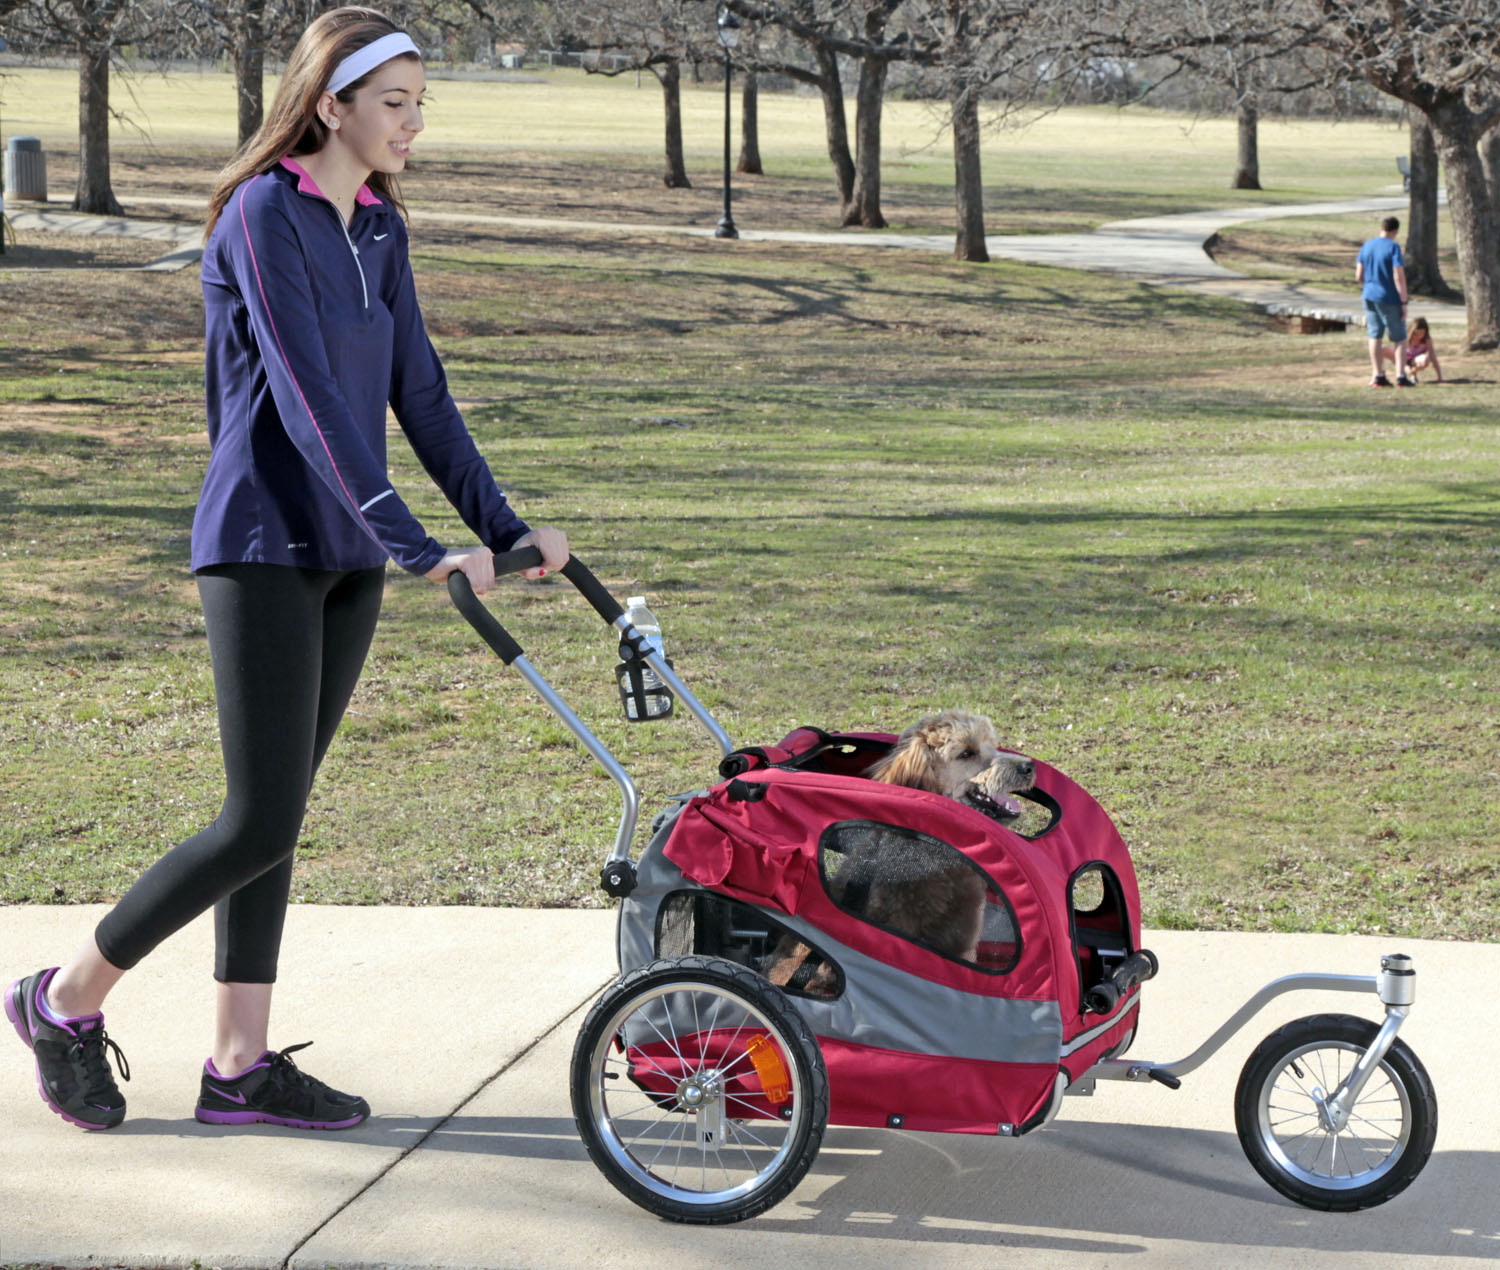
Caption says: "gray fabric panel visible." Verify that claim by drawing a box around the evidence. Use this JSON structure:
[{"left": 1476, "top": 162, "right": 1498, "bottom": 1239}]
[
  {"left": 769, "top": 910, "right": 1062, "bottom": 1066},
  {"left": 615, "top": 795, "right": 700, "bottom": 973},
  {"left": 616, "top": 822, "right": 1062, "bottom": 1068}
]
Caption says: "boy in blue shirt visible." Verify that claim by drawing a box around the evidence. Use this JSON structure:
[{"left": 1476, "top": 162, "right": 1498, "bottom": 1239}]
[{"left": 1356, "top": 216, "right": 1412, "bottom": 387}]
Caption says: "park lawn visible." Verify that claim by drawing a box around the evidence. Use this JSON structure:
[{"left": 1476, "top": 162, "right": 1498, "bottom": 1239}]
[
  {"left": 3, "top": 65, "right": 1413, "bottom": 234},
  {"left": 1211, "top": 210, "right": 1462, "bottom": 294},
  {"left": 1, "top": 211, "right": 1497, "bottom": 940}
]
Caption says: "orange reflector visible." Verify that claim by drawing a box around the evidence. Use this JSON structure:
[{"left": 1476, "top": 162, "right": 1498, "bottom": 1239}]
[{"left": 746, "top": 1034, "right": 790, "bottom": 1104}]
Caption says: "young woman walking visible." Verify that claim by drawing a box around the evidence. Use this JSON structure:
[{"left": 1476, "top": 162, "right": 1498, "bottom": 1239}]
[{"left": 6, "top": 6, "right": 567, "bottom": 1131}]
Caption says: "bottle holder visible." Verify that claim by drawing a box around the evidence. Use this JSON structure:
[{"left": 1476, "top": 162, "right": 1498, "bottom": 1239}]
[{"left": 617, "top": 656, "right": 674, "bottom": 721}]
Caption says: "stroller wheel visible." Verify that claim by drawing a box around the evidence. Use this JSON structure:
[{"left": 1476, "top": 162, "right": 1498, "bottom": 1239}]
[
  {"left": 1234, "top": 1013, "right": 1437, "bottom": 1211},
  {"left": 571, "top": 955, "right": 829, "bottom": 1224}
]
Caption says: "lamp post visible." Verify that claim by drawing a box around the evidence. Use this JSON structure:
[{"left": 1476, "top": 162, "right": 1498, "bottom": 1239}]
[{"left": 715, "top": 8, "right": 741, "bottom": 240}]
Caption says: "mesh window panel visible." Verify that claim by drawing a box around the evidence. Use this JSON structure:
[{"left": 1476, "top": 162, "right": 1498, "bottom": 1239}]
[{"left": 820, "top": 820, "right": 1020, "bottom": 974}]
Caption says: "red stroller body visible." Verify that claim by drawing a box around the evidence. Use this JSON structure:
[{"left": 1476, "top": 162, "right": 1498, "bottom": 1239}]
[{"left": 621, "top": 726, "right": 1146, "bottom": 1138}]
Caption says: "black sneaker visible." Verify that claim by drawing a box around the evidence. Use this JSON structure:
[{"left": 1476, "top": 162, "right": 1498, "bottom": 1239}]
[
  {"left": 1371, "top": 374, "right": 1393, "bottom": 387},
  {"left": 196, "top": 1041, "right": 369, "bottom": 1130},
  {"left": 5, "top": 968, "right": 129, "bottom": 1130},
  {"left": 1396, "top": 374, "right": 1416, "bottom": 387}
]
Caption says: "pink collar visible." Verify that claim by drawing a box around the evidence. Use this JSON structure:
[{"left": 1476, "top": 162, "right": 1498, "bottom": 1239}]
[{"left": 279, "top": 156, "right": 381, "bottom": 207}]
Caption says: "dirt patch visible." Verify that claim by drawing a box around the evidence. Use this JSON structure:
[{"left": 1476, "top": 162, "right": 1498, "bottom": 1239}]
[{"left": 1, "top": 227, "right": 172, "bottom": 269}]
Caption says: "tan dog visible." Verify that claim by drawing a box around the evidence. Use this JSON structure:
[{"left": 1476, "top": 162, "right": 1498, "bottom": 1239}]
[
  {"left": 763, "top": 711, "right": 1032, "bottom": 989},
  {"left": 866, "top": 709, "right": 1035, "bottom": 824}
]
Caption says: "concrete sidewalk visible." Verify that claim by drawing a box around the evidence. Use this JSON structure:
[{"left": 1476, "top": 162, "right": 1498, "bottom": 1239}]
[{"left": 3, "top": 907, "right": 1497, "bottom": 1268}]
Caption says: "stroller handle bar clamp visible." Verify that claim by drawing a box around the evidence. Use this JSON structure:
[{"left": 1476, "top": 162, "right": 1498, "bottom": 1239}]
[{"left": 447, "top": 552, "right": 734, "bottom": 890}]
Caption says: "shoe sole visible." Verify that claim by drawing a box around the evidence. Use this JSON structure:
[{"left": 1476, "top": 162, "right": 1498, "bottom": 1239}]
[
  {"left": 195, "top": 1106, "right": 367, "bottom": 1130},
  {"left": 6, "top": 977, "right": 124, "bottom": 1131}
]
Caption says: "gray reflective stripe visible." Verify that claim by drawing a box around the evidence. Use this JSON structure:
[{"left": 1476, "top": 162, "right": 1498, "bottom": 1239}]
[
  {"left": 1059, "top": 990, "right": 1140, "bottom": 1056},
  {"left": 770, "top": 910, "right": 1061, "bottom": 1066},
  {"left": 359, "top": 488, "right": 395, "bottom": 512}
]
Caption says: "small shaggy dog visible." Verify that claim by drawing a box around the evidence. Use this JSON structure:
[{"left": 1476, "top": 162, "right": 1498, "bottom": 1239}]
[
  {"left": 763, "top": 711, "right": 1034, "bottom": 989},
  {"left": 865, "top": 709, "right": 1035, "bottom": 825}
]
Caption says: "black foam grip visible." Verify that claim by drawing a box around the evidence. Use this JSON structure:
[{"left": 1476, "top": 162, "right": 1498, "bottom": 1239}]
[
  {"left": 561, "top": 556, "right": 625, "bottom": 625},
  {"left": 1083, "top": 950, "right": 1159, "bottom": 1015},
  {"left": 491, "top": 545, "right": 544, "bottom": 577},
  {"left": 448, "top": 571, "right": 524, "bottom": 664}
]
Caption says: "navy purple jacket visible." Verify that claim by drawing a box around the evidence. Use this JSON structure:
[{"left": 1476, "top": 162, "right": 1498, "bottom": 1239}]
[{"left": 193, "top": 157, "right": 527, "bottom": 576}]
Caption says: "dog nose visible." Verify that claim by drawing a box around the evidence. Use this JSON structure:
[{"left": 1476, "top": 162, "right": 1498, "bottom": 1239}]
[{"left": 1017, "top": 759, "right": 1035, "bottom": 781}]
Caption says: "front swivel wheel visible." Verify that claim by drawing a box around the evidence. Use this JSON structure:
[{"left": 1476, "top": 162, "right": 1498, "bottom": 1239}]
[{"left": 1234, "top": 1013, "right": 1436, "bottom": 1211}]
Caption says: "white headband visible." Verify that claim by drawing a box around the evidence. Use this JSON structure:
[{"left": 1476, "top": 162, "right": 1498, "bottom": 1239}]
[{"left": 326, "top": 32, "right": 421, "bottom": 96}]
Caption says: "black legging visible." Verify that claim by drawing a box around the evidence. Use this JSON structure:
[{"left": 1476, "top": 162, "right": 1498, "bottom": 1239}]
[{"left": 94, "top": 563, "right": 384, "bottom": 983}]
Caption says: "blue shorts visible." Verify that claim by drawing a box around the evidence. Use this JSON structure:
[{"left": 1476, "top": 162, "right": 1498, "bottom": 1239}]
[{"left": 1364, "top": 300, "right": 1406, "bottom": 342}]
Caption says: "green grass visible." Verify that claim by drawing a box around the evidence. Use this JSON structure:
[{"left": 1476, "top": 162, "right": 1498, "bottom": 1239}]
[{"left": 2, "top": 212, "right": 1497, "bottom": 937}]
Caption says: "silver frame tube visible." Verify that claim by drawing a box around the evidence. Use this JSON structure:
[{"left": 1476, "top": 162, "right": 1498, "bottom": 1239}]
[
  {"left": 510, "top": 655, "right": 641, "bottom": 869},
  {"left": 1089, "top": 971, "right": 1378, "bottom": 1085}
]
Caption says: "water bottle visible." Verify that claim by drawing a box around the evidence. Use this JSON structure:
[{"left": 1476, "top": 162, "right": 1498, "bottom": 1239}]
[{"left": 617, "top": 595, "right": 673, "bottom": 721}]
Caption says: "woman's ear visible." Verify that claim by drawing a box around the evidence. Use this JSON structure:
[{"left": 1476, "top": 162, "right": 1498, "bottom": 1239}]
[{"left": 318, "top": 90, "right": 342, "bottom": 131}]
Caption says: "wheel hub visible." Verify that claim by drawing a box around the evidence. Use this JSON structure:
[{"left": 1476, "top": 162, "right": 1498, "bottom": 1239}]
[{"left": 677, "top": 1073, "right": 721, "bottom": 1109}]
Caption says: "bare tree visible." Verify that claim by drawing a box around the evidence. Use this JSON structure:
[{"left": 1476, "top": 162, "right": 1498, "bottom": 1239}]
[
  {"left": 563, "top": 0, "right": 713, "bottom": 188},
  {"left": 2, "top": 0, "right": 147, "bottom": 213},
  {"left": 737, "top": 67, "right": 762, "bottom": 172},
  {"left": 1404, "top": 113, "right": 1450, "bottom": 296},
  {"left": 727, "top": 3, "right": 857, "bottom": 212},
  {"left": 1310, "top": 0, "right": 1500, "bottom": 348}
]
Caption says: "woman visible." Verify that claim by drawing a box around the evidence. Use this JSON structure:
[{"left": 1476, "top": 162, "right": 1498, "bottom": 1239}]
[{"left": 5, "top": 6, "right": 567, "bottom": 1132}]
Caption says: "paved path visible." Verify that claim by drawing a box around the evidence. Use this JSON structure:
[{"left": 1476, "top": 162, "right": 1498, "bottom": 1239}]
[
  {"left": 3, "top": 908, "right": 1496, "bottom": 1268},
  {"left": 6, "top": 192, "right": 1469, "bottom": 326}
]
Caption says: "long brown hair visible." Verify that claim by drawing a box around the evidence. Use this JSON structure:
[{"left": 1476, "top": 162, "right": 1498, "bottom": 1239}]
[{"left": 205, "top": 7, "right": 418, "bottom": 239}]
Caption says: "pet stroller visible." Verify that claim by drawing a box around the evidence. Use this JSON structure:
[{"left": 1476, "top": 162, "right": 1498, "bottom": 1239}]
[{"left": 450, "top": 553, "right": 1438, "bottom": 1227}]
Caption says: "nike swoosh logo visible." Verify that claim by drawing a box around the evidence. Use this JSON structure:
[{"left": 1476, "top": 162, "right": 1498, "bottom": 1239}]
[
  {"left": 373, "top": 233, "right": 388, "bottom": 241},
  {"left": 218, "top": 1089, "right": 248, "bottom": 1104}
]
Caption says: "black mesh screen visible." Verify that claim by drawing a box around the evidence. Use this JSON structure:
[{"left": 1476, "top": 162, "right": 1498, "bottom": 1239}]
[{"left": 655, "top": 891, "right": 844, "bottom": 1000}]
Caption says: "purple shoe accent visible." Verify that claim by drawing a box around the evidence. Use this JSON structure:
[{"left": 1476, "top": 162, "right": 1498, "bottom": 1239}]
[
  {"left": 9, "top": 968, "right": 127, "bottom": 1130},
  {"left": 5, "top": 979, "right": 29, "bottom": 1050},
  {"left": 195, "top": 1107, "right": 366, "bottom": 1130}
]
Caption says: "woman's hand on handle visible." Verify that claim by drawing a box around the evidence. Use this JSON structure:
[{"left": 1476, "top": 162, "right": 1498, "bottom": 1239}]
[
  {"left": 513, "top": 527, "right": 569, "bottom": 579},
  {"left": 425, "top": 545, "right": 496, "bottom": 595}
]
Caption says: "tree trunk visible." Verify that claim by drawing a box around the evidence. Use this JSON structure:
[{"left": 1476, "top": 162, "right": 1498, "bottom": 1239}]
[
  {"left": 1404, "top": 114, "right": 1449, "bottom": 297},
  {"left": 1230, "top": 98, "right": 1260, "bottom": 190},
  {"left": 1480, "top": 124, "right": 1500, "bottom": 210},
  {"left": 1430, "top": 107, "right": 1499, "bottom": 349},
  {"left": 951, "top": 87, "right": 987, "bottom": 262},
  {"left": 844, "top": 54, "right": 888, "bottom": 228},
  {"left": 658, "top": 60, "right": 691, "bottom": 188},
  {"left": 812, "top": 43, "right": 854, "bottom": 211},
  {"left": 737, "top": 70, "right": 762, "bottom": 174},
  {"left": 232, "top": 0, "right": 266, "bottom": 147},
  {"left": 74, "top": 40, "right": 123, "bottom": 216}
]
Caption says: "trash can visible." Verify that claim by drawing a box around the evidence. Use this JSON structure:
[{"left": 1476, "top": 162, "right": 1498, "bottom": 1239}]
[{"left": 4, "top": 137, "right": 47, "bottom": 202}]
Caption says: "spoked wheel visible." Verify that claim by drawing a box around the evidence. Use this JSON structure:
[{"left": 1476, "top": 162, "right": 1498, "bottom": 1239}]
[
  {"left": 1234, "top": 1013, "right": 1437, "bottom": 1211},
  {"left": 571, "top": 955, "right": 829, "bottom": 1224}
]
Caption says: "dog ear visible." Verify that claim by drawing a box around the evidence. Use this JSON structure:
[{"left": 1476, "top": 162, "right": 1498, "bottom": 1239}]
[{"left": 867, "top": 735, "right": 939, "bottom": 792}]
